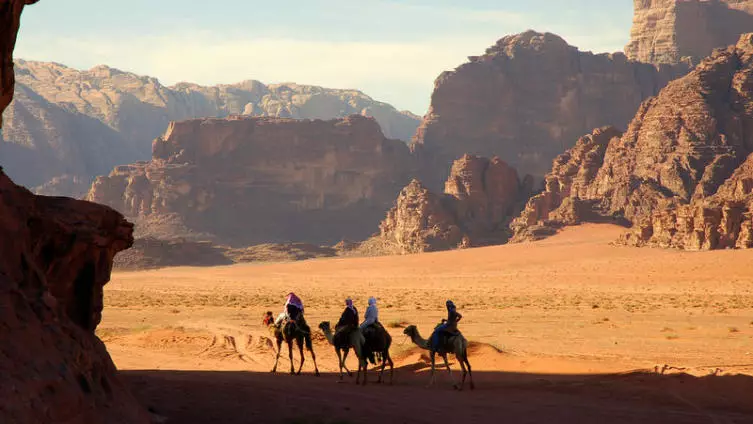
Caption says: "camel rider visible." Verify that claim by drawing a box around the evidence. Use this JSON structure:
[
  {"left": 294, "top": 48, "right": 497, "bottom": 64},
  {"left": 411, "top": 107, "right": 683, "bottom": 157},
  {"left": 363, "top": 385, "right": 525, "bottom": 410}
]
[
  {"left": 336, "top": 298, "right": 359, "bottom": 330},
  {"left": 359, "top": 296, "right": 381, "bottom": 364},
  {"left": 275, "top": 292, "right": 304, "bottom": 327},
  {"left": 334, "top": 298, "right": 362, "bottom": 347},
  {"left": 360, "top": 297, "right": 379, "bottom": 330},
  {"left": 431, "top": 300, "right": 463, "bottom": 350}
]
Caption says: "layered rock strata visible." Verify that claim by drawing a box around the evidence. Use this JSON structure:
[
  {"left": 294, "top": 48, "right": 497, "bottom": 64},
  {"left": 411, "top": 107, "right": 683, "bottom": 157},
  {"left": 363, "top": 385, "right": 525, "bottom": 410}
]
[
  {"left": 378, "top": 155, "right": 528, "bottom": 253},
  {"left": 411, "top": 30, "right": 689, "bottom": 188},
  {"left": 625, "top": 0, "right": 753, "bottom": 65},
  {"left": 88, "top": 115, "right": 415, "bottom": 245},
  {"left": 513, "top": 34, "right": 753, "bottom": 250}
]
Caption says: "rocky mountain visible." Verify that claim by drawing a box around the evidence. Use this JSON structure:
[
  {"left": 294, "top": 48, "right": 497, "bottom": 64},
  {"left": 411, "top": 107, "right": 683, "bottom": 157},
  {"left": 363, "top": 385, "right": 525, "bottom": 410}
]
[
  {"left": 1, "top": 82, "right": 138, "bottom": 195},
  {"left": 625, "top": 0, "right": 753, "bottom": 65},
  {"left": 377, "top": 155, "right": 529, "bottom": 253},
  {"left": 87, "top": 115, "right": 415, "bottom": 245},
  {"left": 0, "top": 1, "right": 149, "bottom": 422},
  {"left": 1, "top": 60, "right": 420, "bottom": 195},
  {"left": 410, "top": 30, "right": 690, "bottom": 189},
  {"left": 512, "top": 34, "right": 753, "bottom": 250}
]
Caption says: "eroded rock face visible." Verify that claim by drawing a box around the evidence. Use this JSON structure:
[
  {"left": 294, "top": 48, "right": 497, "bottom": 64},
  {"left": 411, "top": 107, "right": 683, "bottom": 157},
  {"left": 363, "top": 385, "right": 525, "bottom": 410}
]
[
  {"left": 411, "top": 30, "right": 688, "bottom": 188},
  {"left": 625, "top": 0, "right": 753, "bottom": 65},
  {"left": 88, "top": 115, "right": 414, "bottom": 245},
  {"left": 378, "top": 155, "right": 526, "bottom": 253},
  {"left": 0, "top": 2, "right": 148, "bottom": 422},
  {"left": 513, "top": 34, "right": 753, "bottom": 250},
  {"left": 1, "top": 60, "right": 420, "bottom": 196},
  {"left": 511, "top": 127, "right": 623, "bottom": 241}
]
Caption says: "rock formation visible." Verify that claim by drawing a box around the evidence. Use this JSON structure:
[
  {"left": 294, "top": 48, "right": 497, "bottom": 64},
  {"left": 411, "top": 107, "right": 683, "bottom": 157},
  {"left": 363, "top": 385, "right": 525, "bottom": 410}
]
[
  {"left": 1, "top": 60, "right": 420, "bottom": 196},
  {"left": 510, "top": 127, "right": 624, "bottom": 241},
  {"left": 625, "top": 0, "right": 753, "bottom": 65},
  {"left": 87, "top": 115, "right": 415, "bottom": 245},
  {"left": 1, "top": 82, "right": 138, "bottom": 193},
  {"left": 0, "top": 1, "right": 148, "bottom": 422},
  {"left": 513, "top": 34, "right": 753, "bottom": 251},
  {"left": 378, "top": 155, "right": 528, "bottom": 253},
  {"left": 411, "top": 30, "right": 689, "bottom": 188}
]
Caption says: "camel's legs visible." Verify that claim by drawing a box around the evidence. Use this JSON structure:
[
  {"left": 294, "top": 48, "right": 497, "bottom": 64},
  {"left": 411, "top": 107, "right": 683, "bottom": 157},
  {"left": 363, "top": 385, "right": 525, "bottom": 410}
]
[
  {"left": 288, "top": 340, "right": 295, "bottom": 375},
  {"left": 296, "top": 338, "right": 305, "bottom": 375},
  {"left": 428, "top": 351, "right": 437, "bottom": 387},
  {"left": 441, "top": 354, "right": 458, "bottom": 389},
  {"left": 307, "top": 340, "right": 320, "bottom": 377},
  {"left": 271, "top": 337, "right": 283, "bottom": 373},
  {"left": 341, "top": 348, "right": 353, "bottom": 377},
  {"left": 387, "top": 352, "right": 394, "bottom": 385},
  {"left": 336, "top": 349, "right": 345, "bottom": 380},
  {"left": 361, "top": 358, "right": 368, "bottom": 386},
  {"left": 378, "top": 351, "right": 394, "bottom": 385},
  {"left": 457, "top": 355, "right": 467, "bottom": 391},
  {"left": 465, "top": 356, "right": 474, "bottom": 390}
]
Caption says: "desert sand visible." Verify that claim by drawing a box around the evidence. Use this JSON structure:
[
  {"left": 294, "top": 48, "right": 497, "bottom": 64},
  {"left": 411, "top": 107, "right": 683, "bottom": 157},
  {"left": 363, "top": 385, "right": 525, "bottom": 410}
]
[{"left": 101, "top": 225, "right": 753, "bottom": 423}]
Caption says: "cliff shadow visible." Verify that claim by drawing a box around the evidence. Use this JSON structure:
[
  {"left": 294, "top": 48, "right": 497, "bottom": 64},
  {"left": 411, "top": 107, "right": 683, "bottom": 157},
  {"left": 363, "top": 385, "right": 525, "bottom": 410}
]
[{"left": 121, "top": 368, "right": 753, "bottom": 424}]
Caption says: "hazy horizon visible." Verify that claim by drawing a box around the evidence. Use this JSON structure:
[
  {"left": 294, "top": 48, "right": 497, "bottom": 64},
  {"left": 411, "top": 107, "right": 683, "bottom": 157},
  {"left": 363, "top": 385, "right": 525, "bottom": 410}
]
[{"left": 15, "top": 0, "right": 633, "bottom": 115}]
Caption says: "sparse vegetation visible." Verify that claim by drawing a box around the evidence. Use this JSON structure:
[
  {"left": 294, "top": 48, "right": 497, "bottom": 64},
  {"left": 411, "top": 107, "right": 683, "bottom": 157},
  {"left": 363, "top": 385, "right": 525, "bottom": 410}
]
[
  {"left": 729, "top": 327, "right": 740, "bottom": 333},
  {"left": 386, "top": 319, "right": 409, "bottom": 329}
]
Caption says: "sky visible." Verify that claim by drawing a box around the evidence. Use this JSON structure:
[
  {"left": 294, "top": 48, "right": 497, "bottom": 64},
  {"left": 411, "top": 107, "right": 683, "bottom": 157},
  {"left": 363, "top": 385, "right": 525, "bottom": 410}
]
[{"left": 15, "top": 1, "right": 634, "bottom": 115}]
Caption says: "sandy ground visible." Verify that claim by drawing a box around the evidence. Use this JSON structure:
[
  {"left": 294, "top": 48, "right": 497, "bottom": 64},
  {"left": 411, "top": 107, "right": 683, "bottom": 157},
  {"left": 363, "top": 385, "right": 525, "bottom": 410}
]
[{"left": 101, "top": 225, "right": 753, "bottom": 423}]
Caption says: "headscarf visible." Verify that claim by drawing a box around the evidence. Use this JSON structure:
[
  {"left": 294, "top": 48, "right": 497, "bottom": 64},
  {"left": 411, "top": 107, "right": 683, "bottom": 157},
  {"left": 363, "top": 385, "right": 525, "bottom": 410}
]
[
  {"left": 346, "top": 297, "right": 356, "bottom": 313},
  {"left": 446, "top": 300, "right": 456, "bottom": 311},
  {"left": 368, "top": 297, "right": 377, "bottom": 306}
]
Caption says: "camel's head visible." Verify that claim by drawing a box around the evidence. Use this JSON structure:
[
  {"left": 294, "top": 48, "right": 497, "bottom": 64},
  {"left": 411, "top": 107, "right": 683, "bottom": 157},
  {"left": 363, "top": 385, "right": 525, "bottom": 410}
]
[
  {"left": 403, "top": 325, "right": 417, "bottom": 338},
  {"left": 318, "top": 321, "right": 331, "bottom": 332}
]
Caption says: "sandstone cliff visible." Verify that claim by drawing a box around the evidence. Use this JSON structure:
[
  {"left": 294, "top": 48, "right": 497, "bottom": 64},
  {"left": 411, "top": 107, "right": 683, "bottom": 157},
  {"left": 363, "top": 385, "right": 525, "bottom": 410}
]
[
  {"left": 378, "top": 155, "right": 527, "bottom": 253},
  {"left": 0, "top": 1, "right": 148, "bottom": 422},
  {"left": 88, "top": 115, "right": 414, "bottom": 245},
  {"left": 411, "top": 30, "right": 688, "bottom": 188},
  {"left": 1, "top": 82, "right": 138, "bottom": 193},
  {"left": 0, "top": 60, "right": 420, "bottom": 196},
  {"left": 625, "top": 0, "right": 753, "bottom": 65},
  {"left": 513, "top": 34, "right": 753, "bottom": 250}
]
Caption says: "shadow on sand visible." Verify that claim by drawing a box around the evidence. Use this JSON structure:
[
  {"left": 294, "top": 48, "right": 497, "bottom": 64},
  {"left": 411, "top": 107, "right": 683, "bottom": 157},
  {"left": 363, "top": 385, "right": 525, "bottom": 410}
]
[{"left": 121, "top": 367, "right": 753, "bottom": 424}]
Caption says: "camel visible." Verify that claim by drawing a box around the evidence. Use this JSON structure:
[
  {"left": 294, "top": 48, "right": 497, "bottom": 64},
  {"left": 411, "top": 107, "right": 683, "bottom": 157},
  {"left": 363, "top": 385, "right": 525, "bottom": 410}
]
[
  {"left": 403, "top": 325, "right": 474, "bottom": 390},
  {"left": 319, "top": 321, "right": 394, "bottom": 385},
  {"left": 318, "top": 321, "right": 368, "bottom": 384},
  {"left": 265, "top": 315, "right": 320, "bottom": 376}
]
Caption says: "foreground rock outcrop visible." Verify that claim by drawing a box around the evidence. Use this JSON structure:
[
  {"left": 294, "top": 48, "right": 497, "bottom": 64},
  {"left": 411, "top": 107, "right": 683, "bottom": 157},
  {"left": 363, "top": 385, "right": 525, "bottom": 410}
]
[
  {"left": 0, "top": 1, "right": 148, "bottom": 422},
  {"left": 411, "top": 30, "right": 689, "bottom": 188},
  {"left": 378, "top": 155, "right": 528, "bottom": 253},
  {"left": 1, "top": 60, "right": 420, "bottom": 196},
  {"left": 88, "top": 115, "right": 414, "bottom": 245},
  {"left": 625, "top": 0, "right": 753, "bottom": 65},
  {"left": 513, "top": 34, "right": 753, "bottom": 250}
]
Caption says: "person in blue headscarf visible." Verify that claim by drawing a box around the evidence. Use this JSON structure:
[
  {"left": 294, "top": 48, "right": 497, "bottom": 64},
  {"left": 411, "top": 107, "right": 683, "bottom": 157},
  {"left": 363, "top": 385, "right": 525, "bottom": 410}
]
[{"left": 430, "top": 300, "right": 463, "bottom": 350}]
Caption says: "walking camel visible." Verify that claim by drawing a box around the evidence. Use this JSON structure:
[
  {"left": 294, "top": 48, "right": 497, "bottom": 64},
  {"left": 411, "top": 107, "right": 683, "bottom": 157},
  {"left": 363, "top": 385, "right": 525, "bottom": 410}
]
[
  {"left": 403, "top": 325, "right": 474, "bottom": 390},
  {"left": 319, "top": 321, "right": 394, "bottom": 385},
  {"left": 265, "top": 315, "right": 320, "bottom": 376}
]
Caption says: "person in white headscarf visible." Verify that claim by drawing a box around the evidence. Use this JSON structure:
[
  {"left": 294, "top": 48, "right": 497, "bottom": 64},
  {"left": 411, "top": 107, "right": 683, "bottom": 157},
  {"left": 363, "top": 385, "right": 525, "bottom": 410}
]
[{"left": 360, "top": 297, "right": 379, "bottom": 330}]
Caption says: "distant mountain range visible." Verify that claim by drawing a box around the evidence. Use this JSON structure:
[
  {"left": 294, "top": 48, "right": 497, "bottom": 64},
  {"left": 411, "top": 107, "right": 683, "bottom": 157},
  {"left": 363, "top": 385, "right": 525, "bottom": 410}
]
[{"left": 0, "top": 60, "right": 420, "bottom": 196}]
